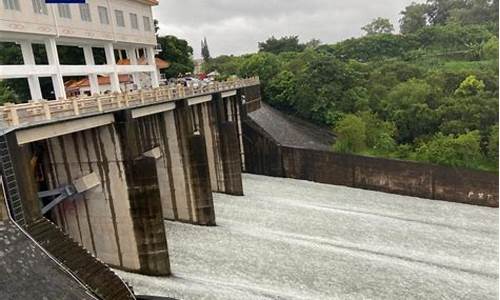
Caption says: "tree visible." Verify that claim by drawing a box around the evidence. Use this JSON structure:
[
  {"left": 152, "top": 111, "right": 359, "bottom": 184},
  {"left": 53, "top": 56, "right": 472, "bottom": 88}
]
[
  {"left": 361, "top": 17, "right": 395, "bottom": 35},
  {"left": 328, "top": 34, "right": 417, "bottom": 62},
  {"left": 238, "top": 52, "right": 282, "bottom": 100},
  {"left": 258, "top": 36, "right": 306, "bottom": 54},
  {"left": 438, "top": 94, "right": 498, "bottom": 136},
  {"left": 481, "top": 36, "right": 499, "bottom": 60},
  {"left": 416, "top": 130, "right": 483, "bottom": 168},
  {"left": 454, "top": 75, "right": 485, "bottom": 96},
  {"left": 293, "top": 55, "right": 367, "bottom": 125},
  {"left": 266, "top": 70, "right": 297, "bottom": 110},
  {"left": 383, "top": 79, "right": 439, "bottom": 143},
  {"left": 487, "top": 124, "right": 498, "bottom": 165},
  {"left": 203, "top": 55, "right": 243, "bottom": 78},
  {"left": 400, "top": 3, "right": 429, "bottom": 34},
  {"left": 426, "top": 0, "right": 468, "bottom": 25},
  {"left": 304, "top": 39, "right": 322, "bottom": 49},
  {"left": 359, "top": 111, "right": 397, "bottom": 153},
  {"left": 333, "top": 114, "right": 367, "bottom": 153},
  {"left": 448, "top": 0, "right": 499, "bottom": 25},
  {"left": 201, "top": 37, "right": 211, "bottom": 63},
  {"left": 238, "top": 52, "right": 282, "bottom": 83},
  {"left": 156, "top": 35, "right": 194, "bottom": 79},
  {"left": 0, "top": 82, "right": 17, "bottom": 104}
]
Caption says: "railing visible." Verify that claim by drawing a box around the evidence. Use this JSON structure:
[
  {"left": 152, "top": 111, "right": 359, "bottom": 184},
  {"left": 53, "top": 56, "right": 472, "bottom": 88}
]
[{"left": 0, "top": 77, "right": 259, "bottom": 128}]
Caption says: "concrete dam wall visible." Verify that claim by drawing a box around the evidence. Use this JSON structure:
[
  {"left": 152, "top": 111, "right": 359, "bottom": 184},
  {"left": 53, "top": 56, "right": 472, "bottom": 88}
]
[
  {"left": 1, "top": 83, "right": 262, "bottom": 280},
  {"left": 243, "top": 105, "right": 498, "bottom": 207}
]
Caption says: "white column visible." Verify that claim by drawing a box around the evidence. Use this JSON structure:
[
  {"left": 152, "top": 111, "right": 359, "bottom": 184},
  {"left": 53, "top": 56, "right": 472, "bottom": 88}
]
[
  {"left": 45, "top": 38, "right": 66, "bottom": 100},
  {"left": 83, "top": 46, "right": 100, "bottom": 95},
  {"left": 104, "top": 43, "right": 121, "bottom": 92},
  {"left": 126, "top": 48, "right": 141, "bottom": 90},
  {"left": 146, "top": 47, "right": 159, "bottom": 88},
  {"left": 19, "top": 41, "right": 43, "bottom": 100}
]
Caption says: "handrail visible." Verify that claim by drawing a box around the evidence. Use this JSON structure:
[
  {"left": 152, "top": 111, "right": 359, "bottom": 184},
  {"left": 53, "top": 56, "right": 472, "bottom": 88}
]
[{"left": 0, "top": 77, "right": 260, "bottom": 128}]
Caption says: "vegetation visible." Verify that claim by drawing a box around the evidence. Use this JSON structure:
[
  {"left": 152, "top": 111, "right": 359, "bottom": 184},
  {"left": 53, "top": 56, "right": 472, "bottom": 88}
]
[
  {"left": 204, "top": 0, "right": 499, "bottom": 171},
  {"left": 157, "top": 35, "right": 194, "bottom": 79},
  {"left": 362, "top": 17, "right": 395, "bottom": 35},
  {"left": 201, "top": 37, "right": 211, "bottom": 62}
]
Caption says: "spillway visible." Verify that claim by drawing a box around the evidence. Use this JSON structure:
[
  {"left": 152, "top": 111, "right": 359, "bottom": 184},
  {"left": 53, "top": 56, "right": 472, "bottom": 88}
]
[{"left": 117, "top": 174, "right": 499, "bottom": 300}]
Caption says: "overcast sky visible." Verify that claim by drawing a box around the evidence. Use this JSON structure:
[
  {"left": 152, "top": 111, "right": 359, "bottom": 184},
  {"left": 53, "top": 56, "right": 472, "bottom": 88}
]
[{"left": 153, "top": 0, "right": 422, "bottom": 58}]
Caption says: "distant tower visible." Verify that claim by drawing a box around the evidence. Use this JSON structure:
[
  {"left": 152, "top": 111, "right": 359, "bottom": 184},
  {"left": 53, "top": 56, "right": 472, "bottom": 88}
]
[{"left": 201, "top": 37, "right": 211, "bottom": 62}]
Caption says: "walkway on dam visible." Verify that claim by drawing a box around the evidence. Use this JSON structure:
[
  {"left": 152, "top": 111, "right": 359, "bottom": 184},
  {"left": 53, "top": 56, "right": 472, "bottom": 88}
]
[{"left": 117, "top": 174, "right": 499, "bottom": 300}]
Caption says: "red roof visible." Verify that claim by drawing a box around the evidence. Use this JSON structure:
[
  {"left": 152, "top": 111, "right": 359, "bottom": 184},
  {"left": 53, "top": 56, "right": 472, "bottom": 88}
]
[
  {"left": 65, "top": 75, "right": 132, "bottom": 91},
  {"left": 117, "top": 57, "right": 170, "bottom": 69}
]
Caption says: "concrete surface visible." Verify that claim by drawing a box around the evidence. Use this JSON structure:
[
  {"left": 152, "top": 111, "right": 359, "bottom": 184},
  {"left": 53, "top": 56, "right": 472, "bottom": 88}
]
[
  {"left": 248, "top": 102, "right": 335, "bottom": 151},
  {"left": 0, "top": 220, "right": 97, "bottom": 300},
  {"left": 117, "top": 174, "right": 499, "bottom": 300}
]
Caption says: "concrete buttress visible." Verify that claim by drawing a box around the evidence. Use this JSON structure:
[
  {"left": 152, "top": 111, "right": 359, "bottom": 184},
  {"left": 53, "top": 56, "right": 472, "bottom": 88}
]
[{"left": 114, "top": 110, "right": 170, "bottom": 275}]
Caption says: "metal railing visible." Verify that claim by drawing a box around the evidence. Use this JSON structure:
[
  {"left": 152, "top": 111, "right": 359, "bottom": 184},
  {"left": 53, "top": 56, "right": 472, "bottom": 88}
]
[{"left": 0, "top": 77, "right": 259, "bottom": 128}]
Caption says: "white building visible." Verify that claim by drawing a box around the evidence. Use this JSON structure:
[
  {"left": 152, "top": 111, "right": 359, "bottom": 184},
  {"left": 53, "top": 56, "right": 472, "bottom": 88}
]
[{"left": 0, "top": 0, "right": 161, "bottom": 101}]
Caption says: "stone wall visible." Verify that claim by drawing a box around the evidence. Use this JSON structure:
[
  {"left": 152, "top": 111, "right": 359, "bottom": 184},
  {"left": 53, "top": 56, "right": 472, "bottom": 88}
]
[{"left": 243, "top": 118, "right": 499, "bottom": 207}]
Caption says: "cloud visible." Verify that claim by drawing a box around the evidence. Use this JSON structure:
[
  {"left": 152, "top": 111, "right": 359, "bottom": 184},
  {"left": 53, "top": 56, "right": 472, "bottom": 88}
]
[{"left": 153, "top": 0, "right": 422, "bottom": 57}]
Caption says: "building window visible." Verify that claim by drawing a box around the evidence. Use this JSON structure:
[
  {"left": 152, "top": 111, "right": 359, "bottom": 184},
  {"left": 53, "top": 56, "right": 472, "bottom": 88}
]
[
  {"left": 32, "top": 0, "right": 47, "bottom": 15},
  {"left": 3, "top": 0, "right": 20, "bottom": 10},
  {"left": 79, "top": 3, "right": 91, "bottom": 22},
  {"left": 58, "top": 4, "right": 71, "bottom": 19},
  {"left": 98, "top": 6, "right": 109, "bottom": 25},
  {"left": 130, "top": 13, "right": 138, "bottom": 29},
  {"left": 143, "top": 16, "right": 151, "bottom": 31},
  {"left": 115, "top": 10, "right": 125, "bottom": 27}
]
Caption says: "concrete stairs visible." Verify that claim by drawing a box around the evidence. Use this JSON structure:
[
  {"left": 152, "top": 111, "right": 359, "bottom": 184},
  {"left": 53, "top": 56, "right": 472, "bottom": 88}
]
[{"left": 26, "top": 217, "right": 136, "bottom": 300}]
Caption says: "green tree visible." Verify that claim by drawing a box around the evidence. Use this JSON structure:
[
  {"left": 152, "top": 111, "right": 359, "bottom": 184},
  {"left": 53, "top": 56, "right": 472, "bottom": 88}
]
[
  {"left": 293, "top": 55, "right": 367, "bottom": 125},
  {"left": 304, "top": 39, "right": 322, "bottom": 49},
  {"left": 359, "top": 111, "right": 397, "bottom": 153},
  {"left": 157, "top": 35, "right": 194, "bottom": 79},
  {"left": 448, "top": 0, "right": 499, "bottom": 26},
  {"left": 333, "top": 114, "right": 367, "bottom": 153},
  {"left": 400, "top": 3, "right": 429, "bottom": 34},
  {"left": 238, "top": 52, "right": 282, "bottom": 100},
  {"left": 426, "top": 0, "right": 468, "bottom": 25},
  {"left": 0, "top": 82, "right": 17, "bottom": 104},
  {"left": 239, "top": 52, "right": 282, "bottom": 83},
  {"left": 266, "top": 70, "right": 297, "bottom": 110},
  {"left": 487, "top": 124, "right": 499, "bottom": 164},
  {"left": 416, "top": 130, "right": 483, "bottom": 168},
  {"left": 383, "top": 79, "right": 439, "bottom": 143},
  {"left": 454, "top": 75, "right": 485, "bottom": 96},
  {"left": 362, "top": 17, "right": 395, "bottom": 35},
  {"left": 201, "top": 37, "right": 211, "bottom": 63},
  {"left": 327, "top": 34, "right": 417, "bottom": 62},
  {"left": 414, "top": 23, "right": 493, "bottom": 54},
  {"left": 203, "top": 55, "right": 243, "bottom": 78},
  {"left": 438, "top": 94, "right": 498, "bottom": 135},
  {"left": 481, "top": 36, "right": 499, "bottom": 60},
  {"left": 258, "top": 36, "right": 306, "bottom": 54}
]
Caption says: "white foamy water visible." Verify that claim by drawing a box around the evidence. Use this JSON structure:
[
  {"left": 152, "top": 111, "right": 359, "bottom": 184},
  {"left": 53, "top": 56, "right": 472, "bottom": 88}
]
[{"left": 117, "top": 174, "right": 498, "bottom": 300}]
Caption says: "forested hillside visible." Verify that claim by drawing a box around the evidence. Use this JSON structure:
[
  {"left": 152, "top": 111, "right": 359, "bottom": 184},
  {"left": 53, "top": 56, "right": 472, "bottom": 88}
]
[{"left": 204, "top": 0, "right": 499, "bottom": 171}]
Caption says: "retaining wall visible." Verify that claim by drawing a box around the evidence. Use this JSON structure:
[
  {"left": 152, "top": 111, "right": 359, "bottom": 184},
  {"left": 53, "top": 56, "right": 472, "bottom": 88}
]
[{"left": 243, "top": 119, "right": 499, "bottom": 207}]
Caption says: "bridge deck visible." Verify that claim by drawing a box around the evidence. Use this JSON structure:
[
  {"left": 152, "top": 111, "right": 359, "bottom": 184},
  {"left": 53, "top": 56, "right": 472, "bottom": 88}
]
[
  {"left": 0, "top": 77, "right": 259, "bottom": 130},
  {"left": 117, "top": 174, "right": 499, "bottom": 300}
]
